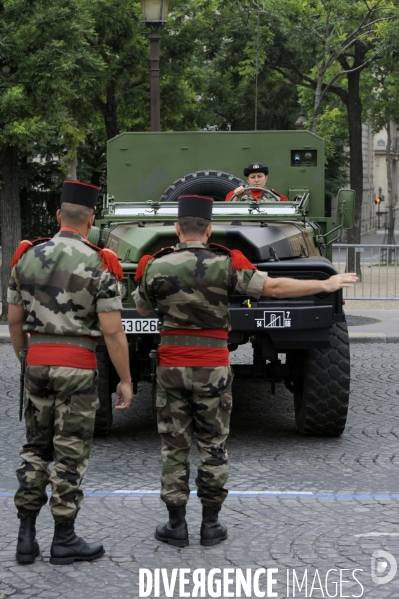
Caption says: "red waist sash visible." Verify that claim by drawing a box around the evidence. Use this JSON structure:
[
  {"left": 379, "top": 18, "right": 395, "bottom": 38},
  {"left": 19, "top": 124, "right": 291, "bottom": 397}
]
[
  {"left": 158, "top": 345, "right": 229, "bottom": 367},
  {"left": 27, "top": 345, "right": 97, "bottom": 369},
  {"left": 159, "top": 328, "right": 229, "bottom": 367},
  {"left": 160, "top": 329, "right": 228, "bottom": 339}
]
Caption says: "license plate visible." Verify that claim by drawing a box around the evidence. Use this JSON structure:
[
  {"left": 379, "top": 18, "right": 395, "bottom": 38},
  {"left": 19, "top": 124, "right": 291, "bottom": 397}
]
[
  {"left": 122, "top": 319, "right": 158, "bottom": 334},
  {"left": 256, "top": 310, "right": 292, "bottom": 329}
]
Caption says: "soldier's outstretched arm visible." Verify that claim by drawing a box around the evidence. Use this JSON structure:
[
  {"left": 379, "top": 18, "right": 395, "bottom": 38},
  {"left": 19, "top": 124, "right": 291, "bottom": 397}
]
[
  {"left": 8, "top": 304, "right": 28, "bottom": 360},
  {"left": 98, "top": 311, "right": 133, "bottom": 410},
  {"left": 261, "top": 272, "right": 358, "bottom": 299}
]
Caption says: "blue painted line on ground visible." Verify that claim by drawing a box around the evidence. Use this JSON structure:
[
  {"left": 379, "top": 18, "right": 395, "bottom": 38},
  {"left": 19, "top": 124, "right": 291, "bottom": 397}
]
[{"left": 1, "top": 491, "right": 399, "bottom": 499}]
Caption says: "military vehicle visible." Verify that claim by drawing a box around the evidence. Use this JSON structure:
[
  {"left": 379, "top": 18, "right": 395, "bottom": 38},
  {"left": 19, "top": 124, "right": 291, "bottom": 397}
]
[{"left": 88, "top": 130, "right": 354, "bottom": 437}]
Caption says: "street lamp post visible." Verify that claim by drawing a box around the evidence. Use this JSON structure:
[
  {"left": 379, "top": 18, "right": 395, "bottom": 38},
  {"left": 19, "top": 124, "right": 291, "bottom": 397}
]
[{"left": 141, "top": 0, "right": 169, "bottom": 132}]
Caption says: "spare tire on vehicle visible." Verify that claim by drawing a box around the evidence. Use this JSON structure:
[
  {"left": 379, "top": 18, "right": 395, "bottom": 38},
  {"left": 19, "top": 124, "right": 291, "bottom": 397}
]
[{"left": 160, "top": 170, "right": 244, "bottom": 202}]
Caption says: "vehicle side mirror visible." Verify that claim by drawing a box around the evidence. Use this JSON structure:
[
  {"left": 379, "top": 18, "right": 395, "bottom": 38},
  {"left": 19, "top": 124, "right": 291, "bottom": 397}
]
[{"left": 336, "top": 189, "right": 355, "bottom": 230}]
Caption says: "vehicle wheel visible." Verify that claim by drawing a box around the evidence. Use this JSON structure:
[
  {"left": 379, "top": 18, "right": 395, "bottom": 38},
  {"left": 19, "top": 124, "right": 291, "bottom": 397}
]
[
  {"left": 160, "top": 170, "right": 244, "bottom": 202},
  {"left": 287, "top": 322, "right": 350, "bottom": 437},
  {"left": 94, "top": 349, "right": 113, "bottom": 436}
]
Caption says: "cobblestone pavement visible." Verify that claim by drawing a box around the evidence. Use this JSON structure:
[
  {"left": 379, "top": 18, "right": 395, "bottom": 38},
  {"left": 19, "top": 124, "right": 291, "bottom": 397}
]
[{"left": 1, "top": 343, "right": 399, "bottom": 598}]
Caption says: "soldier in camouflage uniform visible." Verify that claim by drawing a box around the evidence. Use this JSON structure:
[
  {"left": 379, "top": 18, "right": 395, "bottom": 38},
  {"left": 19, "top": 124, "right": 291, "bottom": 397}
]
[
  {"left": 225, "top": 162, "right": 288, "bottom": 202},
  {"left": 133, "top": 194, "right": 357, "bottom": 547},
  {"left": 8, "top": 180, "right": 133, "bottom": 565}
]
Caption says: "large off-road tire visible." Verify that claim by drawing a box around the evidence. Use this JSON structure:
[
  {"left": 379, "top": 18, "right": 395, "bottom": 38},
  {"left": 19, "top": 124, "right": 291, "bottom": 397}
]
[
  {"left": 160, "top": 170, "right": 244, "bottom": 202},
  {"left": 94, "top": 349, "right": 113, "bottom": 436},
  {"left": 287, "top": 322, "right": 350, "bottom": 437}
]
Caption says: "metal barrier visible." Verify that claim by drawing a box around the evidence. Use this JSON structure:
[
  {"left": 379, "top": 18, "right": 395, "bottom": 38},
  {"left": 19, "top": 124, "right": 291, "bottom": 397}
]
[{"left": 332, "top": 244, "right": 399, "bottom": 300}]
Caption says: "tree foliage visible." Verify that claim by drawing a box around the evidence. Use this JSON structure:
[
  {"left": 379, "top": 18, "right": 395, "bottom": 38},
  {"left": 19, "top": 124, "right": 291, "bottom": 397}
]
[
  {"left": 252, "top": 0, "right": 395, "bottom": 128},
  {"left": 0, "top": 0, "right": 100, "bottom": 318},
  {"left": 251, "top": 0, "right": 399, "bottom": 259},
  {"left": 1, "top": 0, "right": 399, "bottom": 313}
]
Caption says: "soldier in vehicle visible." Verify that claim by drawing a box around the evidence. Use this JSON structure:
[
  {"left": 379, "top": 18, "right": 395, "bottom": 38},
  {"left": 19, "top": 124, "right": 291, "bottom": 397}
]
[
  {"left": 225, "top": 162, "right": 288, "bottom": 202},
  {"left": 133, "top": 194, "right": 357, "bottom": 548},
  {"left": 8, "top": 180, "right": 133, "bottom": 565}
]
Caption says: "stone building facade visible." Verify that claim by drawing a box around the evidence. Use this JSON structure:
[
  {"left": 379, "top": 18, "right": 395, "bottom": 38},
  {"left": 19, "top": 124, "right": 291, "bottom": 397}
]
[{"left": 360, "top": 122, "right": 399, "bottom": 234}]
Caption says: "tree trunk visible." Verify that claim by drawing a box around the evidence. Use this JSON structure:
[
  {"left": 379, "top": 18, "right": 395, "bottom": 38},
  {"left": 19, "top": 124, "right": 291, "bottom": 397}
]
[
  {"left": 312, "top": 73, "right": 324, "bottom": 133},
  {"left": 0, "top": 145, "right": 21, "bottom": 320},
  {"left": 386, "top": 122, "right": 394, "bottom": 238},
  {"left": 339, "top": 42, "right": 368, "bottom": 275},
  {"left": 385, "top": 123, "right": 396, "bottom": 262},
  {"left": 104, "top": 82, "right": 119, "bottom": 140},
  {"left": 94, "top": 81, "right": 119, "bottom": 141},
  {"left": 66, "top": 152, "right": 78, "bottom": 180},
  {"left": 345, "top": 73, "right": 363, "bottom": 246}
]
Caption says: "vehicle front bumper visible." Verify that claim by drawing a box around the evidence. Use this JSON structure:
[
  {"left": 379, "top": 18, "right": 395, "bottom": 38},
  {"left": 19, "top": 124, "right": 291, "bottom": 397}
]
[{"left": 120, "top": 303, "right": 343, "bottom": 350}]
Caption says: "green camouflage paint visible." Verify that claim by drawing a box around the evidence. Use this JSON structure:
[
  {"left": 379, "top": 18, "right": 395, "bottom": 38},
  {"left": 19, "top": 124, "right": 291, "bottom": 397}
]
[
  {"left": 15, "top": 366, "right": 99, "bottom": 522},
  {"left": 8, "top": 229, "right": 122, "bottom": 522},
  {"left": 7, "top": 230, "right": 122, "bottom": 337},
  {"left": 156, "top": 365, "right": 233, "bottom": 507},
  {"left": 132, "top": 241, "right": 267, "bottom": 331},
  {"left": 133, "top": 242, "right": 267, "bottom": 506}
]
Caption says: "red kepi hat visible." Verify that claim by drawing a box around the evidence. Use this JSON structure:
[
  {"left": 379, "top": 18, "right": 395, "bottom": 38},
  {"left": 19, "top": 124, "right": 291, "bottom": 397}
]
[
  {"left": 61, "top": 180, "right": 101, "bottom": 209},
  {"left": 178, "top": 194, "right": 214, "bottom": 220}
]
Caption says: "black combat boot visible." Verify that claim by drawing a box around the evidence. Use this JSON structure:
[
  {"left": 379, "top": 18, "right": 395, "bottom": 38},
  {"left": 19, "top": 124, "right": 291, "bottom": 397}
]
[
  {"left": 155, "top": 505, "right": 189, "bottom": 547},
  {"left": 200, "top": 504, "right": 227, "bottom": 546},
  {"left": 16, "top": 511, "right": 40, "bottom": 563},
  {"left": 50, "top": 522, "right": 105, "bottom": 565}
]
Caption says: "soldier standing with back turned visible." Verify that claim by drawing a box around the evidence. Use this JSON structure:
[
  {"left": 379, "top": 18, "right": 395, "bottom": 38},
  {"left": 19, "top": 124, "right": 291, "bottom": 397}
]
[
  {"left": 8, "top": 180, "right": 133, "bottom": 565},
  {"left": 133, "top": 194, "right": 357, "bottom": 547}
]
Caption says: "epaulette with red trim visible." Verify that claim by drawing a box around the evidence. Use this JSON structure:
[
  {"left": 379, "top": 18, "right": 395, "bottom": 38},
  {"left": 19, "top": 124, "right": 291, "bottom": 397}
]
[
  {"left": 209, "top": 243, "right": 258, "bottom": 271},
  {"left": 270, "top": 188, "right": 289, "bottom": 202},
  {"left": 11, "top": 238, "right": 51, "bottom": 267},
  {"left": 82, "top": 240, "right": 124, "bottom": 280},
  {"left": 135, "top": 246, "right": 175, "bottom": 282}
]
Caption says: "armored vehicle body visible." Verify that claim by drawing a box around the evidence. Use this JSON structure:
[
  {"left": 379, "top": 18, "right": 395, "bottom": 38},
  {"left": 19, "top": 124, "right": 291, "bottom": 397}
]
[{"left": 89, "top": 130, "right": 354, "bottom": 436}]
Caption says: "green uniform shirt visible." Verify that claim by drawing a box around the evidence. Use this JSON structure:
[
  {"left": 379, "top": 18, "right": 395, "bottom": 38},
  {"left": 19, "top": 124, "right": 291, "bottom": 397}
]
[
  {"left": 132, "top": 241, "right": 267, "bottom": 332},
  {"left": 7, "top": 230, "right": 122, "bottom": 338}
]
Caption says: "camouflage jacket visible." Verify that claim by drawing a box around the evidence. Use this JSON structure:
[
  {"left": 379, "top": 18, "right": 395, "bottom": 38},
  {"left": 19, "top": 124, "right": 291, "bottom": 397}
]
[
  {"left": 240, "top": 189, "right": 278, "bottom": 202},
  {"left": 132, "top": 241, "right": 267, "bottom": 332},
  {"left": 7, "top": 230, "right": 122, "bottom": 338}
]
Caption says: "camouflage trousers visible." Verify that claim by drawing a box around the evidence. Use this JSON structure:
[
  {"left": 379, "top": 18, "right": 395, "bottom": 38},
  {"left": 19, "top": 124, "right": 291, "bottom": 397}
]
[
  {"left": 14, "top": 365, "right": 99, "bottom": 523},
  {"left": 156, "top": 365, "right": 233, "bottom": 508}
]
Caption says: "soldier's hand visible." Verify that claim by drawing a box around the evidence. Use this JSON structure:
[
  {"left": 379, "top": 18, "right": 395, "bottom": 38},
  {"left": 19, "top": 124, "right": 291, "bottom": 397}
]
[
  {"left": 114, "top": 381, "right": 133, "bottom": 410},
  {"left": 230, "top": 185, "right": 246, "bottom": 201},
  {"left": 324, "top": 273, "right": 358, "bottom": 292}
]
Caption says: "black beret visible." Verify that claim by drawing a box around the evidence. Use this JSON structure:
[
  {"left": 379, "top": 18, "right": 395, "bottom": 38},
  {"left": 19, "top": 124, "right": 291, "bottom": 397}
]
[
  {"left": 61, "top": 180, "right": 100, "bottom": 209},
  {"left": 243, "top": 162, "right": 269, "bottom": 177},
  {"left": 178, "top": 195, "right": 214, "bottom": 220}
]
